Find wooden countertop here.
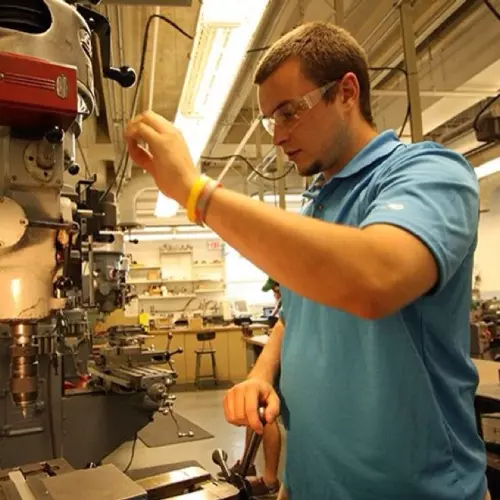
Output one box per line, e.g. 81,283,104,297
244,334,269,347
149,324,265,335
475,359,500,385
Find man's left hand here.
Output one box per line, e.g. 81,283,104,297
124,111,198,206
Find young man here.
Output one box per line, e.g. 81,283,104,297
262,276,281,319
125,21,487,500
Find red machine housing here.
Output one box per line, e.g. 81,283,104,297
0,52,78,131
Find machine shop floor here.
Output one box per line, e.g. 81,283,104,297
104,389,286,484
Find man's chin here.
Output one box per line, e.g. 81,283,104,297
297,160,322,178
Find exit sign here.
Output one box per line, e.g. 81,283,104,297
207,240,221,251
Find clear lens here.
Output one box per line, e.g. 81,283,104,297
261,116,275,135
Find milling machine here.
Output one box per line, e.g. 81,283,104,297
0,1,264,498
0,0,181,471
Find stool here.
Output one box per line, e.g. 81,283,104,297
194,331,218,388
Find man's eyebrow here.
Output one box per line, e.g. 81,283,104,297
262,99,293,119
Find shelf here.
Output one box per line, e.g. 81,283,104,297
129,279,197,285
160,250,192,255
193,263,223,268
129,279,222,285
138,294,196,300
194,288,225,293
130,266,160,271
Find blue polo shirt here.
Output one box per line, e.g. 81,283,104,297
279,130,486,500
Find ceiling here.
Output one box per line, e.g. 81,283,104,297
73,0,500,225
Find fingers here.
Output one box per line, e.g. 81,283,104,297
125,119,162,152
129,110,170,134
245,385,264,434
223,380,280,434
265,390,280,424
126,138,154,171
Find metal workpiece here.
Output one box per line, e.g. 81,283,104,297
0,460,241,500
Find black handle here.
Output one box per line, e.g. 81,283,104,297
76,5,137,88
212,448,231,482
239,407,267,478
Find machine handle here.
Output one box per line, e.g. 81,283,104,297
239,406,267,478
212,448,231,482
76,6,136,88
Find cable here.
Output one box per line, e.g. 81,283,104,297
483,0,500,20
101,15,194,202
200,154,294,181
369,66,407,77
398,105,411,139
473,93,500,132
123,432,138,473
76,137,91,179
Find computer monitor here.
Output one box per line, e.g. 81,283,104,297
262,306,274,317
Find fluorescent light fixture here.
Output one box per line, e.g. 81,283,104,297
475,157,500,179
156,0,271,217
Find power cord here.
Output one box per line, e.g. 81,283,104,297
101,14,194,202
76,137,92,179
200,154,295,181
123,432,138,473
101,16,273,200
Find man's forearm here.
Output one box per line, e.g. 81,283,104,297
249,320,284,385
205,187,381,318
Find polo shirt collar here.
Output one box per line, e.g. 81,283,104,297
302,129,403,199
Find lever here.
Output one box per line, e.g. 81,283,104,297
239,406,267,478
76,6,136,88
212,448,231,482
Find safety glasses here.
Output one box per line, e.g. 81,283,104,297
260,80,338,136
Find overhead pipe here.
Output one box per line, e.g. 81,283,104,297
216,117,262,183
334,0,344,26
370,0,471,89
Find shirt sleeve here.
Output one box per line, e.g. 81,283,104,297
359,146,479,295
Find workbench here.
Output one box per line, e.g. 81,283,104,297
142,325,267,384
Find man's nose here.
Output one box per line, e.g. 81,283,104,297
272,124,289,147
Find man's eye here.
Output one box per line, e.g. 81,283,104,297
281,109,296,121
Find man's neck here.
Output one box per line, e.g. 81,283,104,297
323,123,379,181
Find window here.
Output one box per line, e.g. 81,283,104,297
224,245,271,305
224,193,303,305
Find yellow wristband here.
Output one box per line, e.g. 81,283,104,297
186,175,210,223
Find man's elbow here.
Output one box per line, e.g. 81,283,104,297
341,282,400,320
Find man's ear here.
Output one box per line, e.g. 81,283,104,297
340,72,360,106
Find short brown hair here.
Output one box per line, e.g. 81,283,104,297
254,21,374,126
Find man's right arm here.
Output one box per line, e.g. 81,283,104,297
224,319,285,432
249,318,284,385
